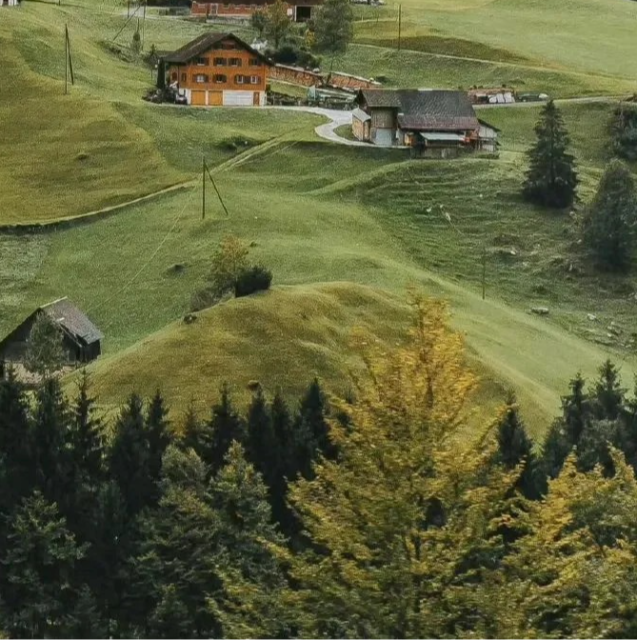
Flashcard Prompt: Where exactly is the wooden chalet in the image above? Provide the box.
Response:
[0,298,103,367]
[191,0,323,22]
[162,32,271,107]
[352,89,499,157]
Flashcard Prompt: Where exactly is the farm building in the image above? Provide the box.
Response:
[191,0,323,22]
[1,0,20,6]
[467,87,515,105]
[162,32,271,106]
[0,298,103,368]
[352,89,499,157]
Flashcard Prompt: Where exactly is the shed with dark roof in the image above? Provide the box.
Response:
[0,298,103,367]
[352,89,489,155]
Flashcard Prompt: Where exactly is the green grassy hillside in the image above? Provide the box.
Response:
[70,283,416,417]
[0,0,635,437]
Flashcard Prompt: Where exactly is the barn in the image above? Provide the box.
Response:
[352,88,500,157]
[0,298,103,368]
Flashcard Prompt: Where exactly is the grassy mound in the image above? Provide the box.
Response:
[76,283,416,417]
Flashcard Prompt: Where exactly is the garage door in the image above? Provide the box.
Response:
[208,91,223,106]
[372,128,395,147]
[191,90,207,106]
[223,91,254,106]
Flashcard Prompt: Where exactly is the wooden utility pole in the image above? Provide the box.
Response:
[64,25,74,94]
[481,245,487,300]
[397,4,402,51]
[202,156,206,220]
[64,24,68,95]
[142,0,147,51]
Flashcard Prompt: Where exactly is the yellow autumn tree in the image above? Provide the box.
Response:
[494,449,637,639]
[280,297,523,638]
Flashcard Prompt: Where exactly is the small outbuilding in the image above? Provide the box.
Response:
[1,0,20,6]
[0,298,103,367]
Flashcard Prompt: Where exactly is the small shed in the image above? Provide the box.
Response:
[478,119,500,152]
[1,0,20,6]
[0,298,103,367]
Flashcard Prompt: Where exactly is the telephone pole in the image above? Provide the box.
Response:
[64,24,68,95]
[397,4,402,51]
[481,245,487,300]
[202,156,206,220]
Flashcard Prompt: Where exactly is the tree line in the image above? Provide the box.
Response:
[0,298,635,638]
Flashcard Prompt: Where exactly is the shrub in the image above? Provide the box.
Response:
[234,266,273,298]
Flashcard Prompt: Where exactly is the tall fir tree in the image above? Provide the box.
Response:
[108,394,154,516]
[0,370,34,521]
[0,492,88,639]
[541,374,588,480]
[145,389,172,490]
[592,359,626,421]
[582,159,636,271]
[210,442,291,638]
[495,393,541,499]
[207,383,246,475]
[126,446,223,638]
[246,386,278,487]
[181,401,206,456]
[522,100,578,209]
[31,378,72,509]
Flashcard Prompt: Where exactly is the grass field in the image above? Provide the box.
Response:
[0,0,636,437]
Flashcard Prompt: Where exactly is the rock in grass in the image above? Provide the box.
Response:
[587,313,598,321]
[183,313,197,324]
[531,306,550,316]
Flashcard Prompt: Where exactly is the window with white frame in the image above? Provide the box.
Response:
[194,74,208,83]
[250,75,260,84]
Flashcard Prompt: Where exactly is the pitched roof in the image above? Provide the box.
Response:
[162,32,271,65]
[359,89,479,131]
[40,298,103,345]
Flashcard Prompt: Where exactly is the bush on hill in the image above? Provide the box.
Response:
[234,266,273,298]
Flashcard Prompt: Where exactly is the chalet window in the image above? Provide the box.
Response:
[222,41,238,49]
[194,74,208,83]
[249,57,260,66]
[235,74,246,84]
[171,72,178,81]
[214,57,227,66]
[196,56,208,66]
[250,75,260,84]
[214,74,227,83]
[229,58,242,67]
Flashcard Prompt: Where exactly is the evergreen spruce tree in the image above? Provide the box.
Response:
[145,389,172,489]
[523,100,578,209]
[181,401,207,457]
[495,393,541,499]
[31,378,72,509]
[0,370,34,519]
[269,390,295,527]
[207,383,246,475]
[210,442,291,638]
[299,378,334,459]
[127,446,223,638]
[108,394,154,516]
[0,493,88,639]
[246,386,278,487]
[147,585,193,640]
[592,359,626,420]
[63,585,108,640]
[582,160,636,271]
[541,375,588,481]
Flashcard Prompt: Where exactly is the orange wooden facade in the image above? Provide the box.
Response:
[165,35,269,106]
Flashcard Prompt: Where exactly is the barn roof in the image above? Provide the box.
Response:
[40,298,103,345]
[162,32,272,65]
[358,89,479,131]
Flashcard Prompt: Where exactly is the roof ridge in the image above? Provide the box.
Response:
[40,296,69,309]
